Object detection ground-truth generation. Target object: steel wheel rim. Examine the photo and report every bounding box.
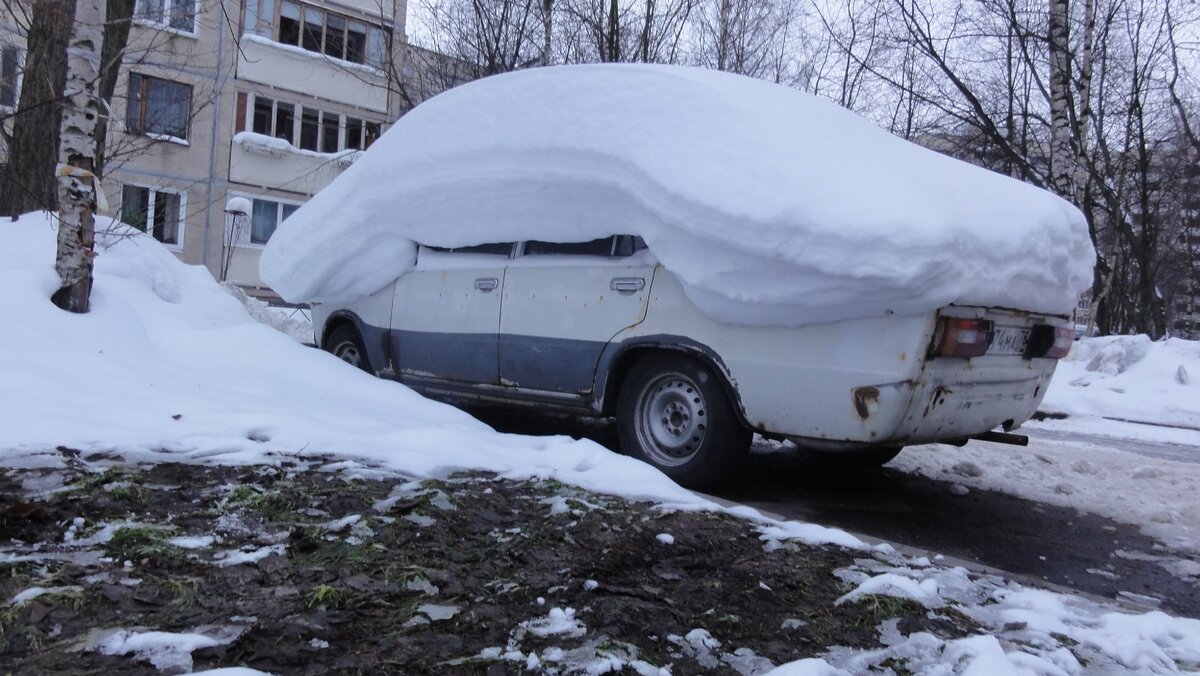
[333,341,362,368]
[634,371,708,467]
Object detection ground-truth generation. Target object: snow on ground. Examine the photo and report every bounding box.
[3,212,1199,673]
[261,64,1093,327]
[1041,334,1200,429]
[0,212,693,505]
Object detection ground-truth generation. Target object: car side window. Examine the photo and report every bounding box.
[523,235,646,258]
[416,242,516,270]
[427,242,515,256]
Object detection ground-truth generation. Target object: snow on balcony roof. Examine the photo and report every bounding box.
[260,64,1094,326]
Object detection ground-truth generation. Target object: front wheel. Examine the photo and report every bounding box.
[616,354,750,490]
[325,324,371,373]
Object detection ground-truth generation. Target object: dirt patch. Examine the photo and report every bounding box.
[1,453,982,674]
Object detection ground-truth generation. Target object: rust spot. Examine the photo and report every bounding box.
[853,386,880,420]
[899,352,907,361]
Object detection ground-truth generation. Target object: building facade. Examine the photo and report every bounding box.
[1,0,444,293]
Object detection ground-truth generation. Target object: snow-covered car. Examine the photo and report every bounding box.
[262,64,1094,489]
[310,235,1074,489]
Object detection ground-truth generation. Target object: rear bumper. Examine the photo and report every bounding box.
[891,365,1055,443]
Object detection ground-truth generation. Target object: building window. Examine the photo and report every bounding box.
[121,185,185,246]
[1,45,20,109]
[344,117,381,151]
[127,73,192,140]
[243,93,383,153]
[274,0,390,69]
[250,198,299,244]
[135,0,195,32]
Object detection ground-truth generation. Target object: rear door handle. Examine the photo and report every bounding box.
[474,277,499,292]
[610,277,645,293]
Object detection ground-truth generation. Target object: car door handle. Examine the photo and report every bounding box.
[610,277,645,293]
[474,277,499,292]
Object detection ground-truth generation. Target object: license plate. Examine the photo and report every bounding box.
[989,327,1030,355]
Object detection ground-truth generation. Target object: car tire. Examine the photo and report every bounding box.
[617,353,751,490]
[326,324,371,373]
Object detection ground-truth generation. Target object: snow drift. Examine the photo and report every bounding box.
[1041,335,1200,428]
[0,212,695,504]
[260,64,1094,326]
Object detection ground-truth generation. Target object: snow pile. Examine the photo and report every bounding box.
[260,64,1094,326]
[0,212,696,504]
[1041,335,1200,428]
[220,282,313,343]
[85,625,247,671]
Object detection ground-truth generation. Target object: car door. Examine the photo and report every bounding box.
[391,243,513,385]
[499,235,654,394]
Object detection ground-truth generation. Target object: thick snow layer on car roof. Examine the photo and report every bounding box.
[260,64,1095,325]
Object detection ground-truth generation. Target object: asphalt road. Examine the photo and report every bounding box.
[717,448,1200,619]
[470,407,1200,619]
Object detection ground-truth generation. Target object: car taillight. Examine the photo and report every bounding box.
[1025,325,1073,359]
[934,317,994,358]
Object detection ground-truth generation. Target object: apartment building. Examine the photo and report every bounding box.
[1,0,437,292]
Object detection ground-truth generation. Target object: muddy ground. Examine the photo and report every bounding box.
[0,449,987,674]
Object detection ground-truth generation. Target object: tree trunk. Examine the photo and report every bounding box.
[1047,0,1075,197]
[0,0,74,217]
[93,0,134,179]
[540,0,553,65]
[606,0,620,61]
[51,0,106,314]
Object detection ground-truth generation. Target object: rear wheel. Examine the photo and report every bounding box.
[616,354,750,490]
[326,324,371,373]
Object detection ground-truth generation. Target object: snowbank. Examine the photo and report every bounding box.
[1041,335,1200,429]
[260,64,1094,326]
[0,213,693,504]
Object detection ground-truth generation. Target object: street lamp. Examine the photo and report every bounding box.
[222,197,251,282]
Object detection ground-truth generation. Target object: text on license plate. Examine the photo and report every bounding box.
[989,327,1030,355]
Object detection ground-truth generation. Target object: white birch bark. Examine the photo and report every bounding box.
[53,0,106,313]
[1048,0,1075,197]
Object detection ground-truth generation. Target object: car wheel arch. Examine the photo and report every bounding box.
[320,312,364,350]
[598,339,748,427]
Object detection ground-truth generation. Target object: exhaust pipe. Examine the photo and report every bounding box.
[972,431,1029,446]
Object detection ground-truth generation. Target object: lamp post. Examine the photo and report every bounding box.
[222,197,251,282]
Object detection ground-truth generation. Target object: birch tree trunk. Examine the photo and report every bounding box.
[51,0,106,314]
[1047,0,1075,197]
[542,0,553,65]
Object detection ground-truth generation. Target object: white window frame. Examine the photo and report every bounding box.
[120,183,188,251]
[227,192,303,248]
[273,0,390,69]
[134,0,199,35]
[0,45,24,112]
[246,93,382,154]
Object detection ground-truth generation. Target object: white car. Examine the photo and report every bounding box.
[313,234,1073,489]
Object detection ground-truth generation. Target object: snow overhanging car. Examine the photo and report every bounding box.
[261,64,1096,489]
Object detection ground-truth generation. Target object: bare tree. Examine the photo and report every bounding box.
[1,0,73,216]
[52,0,104,313]
[1,0,136,216]
[818,0,1194,337]
[692,0,800,79]
[415,0,542,73]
